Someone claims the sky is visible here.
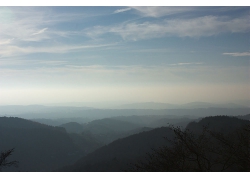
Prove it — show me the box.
[0,6,249,106]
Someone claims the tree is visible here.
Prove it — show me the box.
[0,148,18,171]
[132,123,250,172]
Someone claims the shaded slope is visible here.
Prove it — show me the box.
[0,116,60,130]
[237,114,250,120]
[0,117,83,171]
[60,115,250,172]
[80,118,143,144]
[132,116,250,172]
[59,122,84,134]
[83,118,141,134]
[186,115,250,134]
[59,127,175,172]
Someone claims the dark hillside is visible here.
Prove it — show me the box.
[0,117,84,171]
[83,118,141,134]
[0,116,60,130]
[61,116,249,172]
[59,122,84,134]
[59,127,175,172]
[79,118,143,144]
[186,115,250,134]
[237,114,250,120]
[132,116,250,172]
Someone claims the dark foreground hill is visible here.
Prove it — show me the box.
[1,115,249,172]
[134,116,250,172]
[186,115,250,134]
[59,115,249,172]
[0,117,98,171]
[58,127,175,172]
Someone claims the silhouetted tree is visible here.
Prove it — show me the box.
[132,123,250,172]
[0,148,18,171]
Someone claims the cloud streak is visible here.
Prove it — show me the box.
[0,7,103,43]
[113,8,131,14]
[223,51,250,57]
[169,62,204,66]
[32,28,48,36]
[131,6,195,18]
[84,15,250,41]
[0,43,116,57]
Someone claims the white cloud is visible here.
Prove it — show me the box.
[0,43,116,57]
[131,6,195,18]
[0,38,14,45]
[170,62,204,66]
[0,7,120,58]
[0,59,67,67]
[0,17,50,42]
[223,51,250,57]
[0,7,101,44]
[113,8,131,14]
[32,28,48,36]
[84,15,250,41]
[128,48,173,53]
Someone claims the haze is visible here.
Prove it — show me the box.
[0,6,249,106]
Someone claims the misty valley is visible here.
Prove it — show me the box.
[1,6,250,173]
[0,104,249,172]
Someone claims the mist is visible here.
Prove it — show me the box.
[1,6,249,173]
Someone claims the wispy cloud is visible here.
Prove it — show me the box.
[128,48,174,53]
[0,7,122,59]
[84,15,250,41]
[0,59,67,67]
[113,8,131,14]
[223,51,250,57]
[0,7,103,43]
[131,6,195,18]
[32,28,48,36]
[130,7,248,18]
[169,62,204,66]
[0,38,14,45]
[0,43,116,57]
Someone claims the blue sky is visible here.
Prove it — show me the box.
[0,6,249,106]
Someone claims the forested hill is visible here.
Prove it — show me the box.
[133,116,249,172]
[0,117,83,171]
[186,115,250,134]
[1,115,249,172]
[0,116,64,130]
[59,115,249,172]
[58,127,175,172]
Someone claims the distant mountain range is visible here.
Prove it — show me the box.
[0,102,249,120]
[58,116,189,145]
[118,101,248,109]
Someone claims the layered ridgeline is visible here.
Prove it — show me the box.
[59,115,250,172]
[1,103,249,120]
[1,115,249,172]
[59,116,195,145]
[0,117,101,172]
[133,116,250,172]
[0,115,196,171]
[58,126,175,172]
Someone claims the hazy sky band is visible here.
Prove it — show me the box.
[0,6,249,105]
